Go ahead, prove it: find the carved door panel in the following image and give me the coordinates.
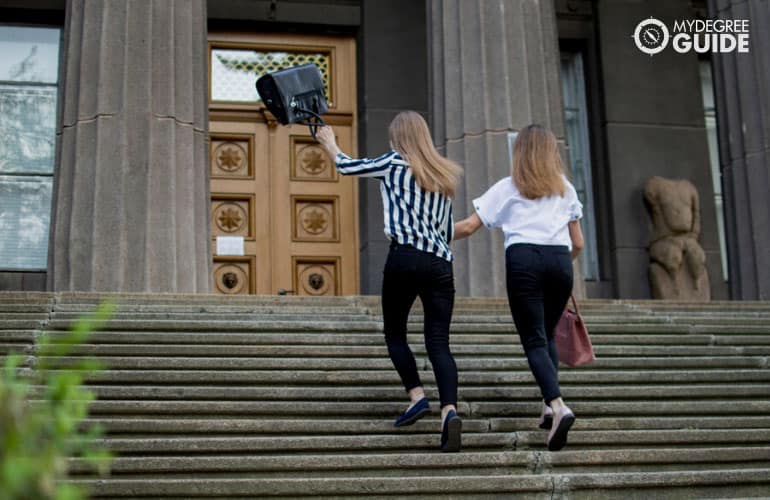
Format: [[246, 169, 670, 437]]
[[208, 33, 358, 295]]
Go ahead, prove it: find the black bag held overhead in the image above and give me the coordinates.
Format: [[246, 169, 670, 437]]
[[255, 63, 328, 138]]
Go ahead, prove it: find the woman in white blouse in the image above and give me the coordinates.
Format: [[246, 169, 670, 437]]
[[453, 124, 584, 451]]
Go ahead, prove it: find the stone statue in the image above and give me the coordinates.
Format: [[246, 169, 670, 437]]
[[643, 176, 710, 301]]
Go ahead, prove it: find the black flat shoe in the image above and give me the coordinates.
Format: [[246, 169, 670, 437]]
[[394, 397, 431, 427], [440, 409, 462, 453], [547, 407, 575, 452]]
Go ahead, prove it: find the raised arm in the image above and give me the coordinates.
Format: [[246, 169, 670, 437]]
[[316, 125, 343, 157], [316, 125, 393, 177], [453, 213, 484, 240]]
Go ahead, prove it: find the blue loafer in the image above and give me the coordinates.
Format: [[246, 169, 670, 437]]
[[394, 397, 431, 427], [440, 409, 462, 452]]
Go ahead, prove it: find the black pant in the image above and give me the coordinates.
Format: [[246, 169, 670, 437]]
[[382, 242, 458, 408], [505, 243, 573, 404]]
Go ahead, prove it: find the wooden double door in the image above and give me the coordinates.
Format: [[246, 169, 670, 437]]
[[208, 33, 358, 295]]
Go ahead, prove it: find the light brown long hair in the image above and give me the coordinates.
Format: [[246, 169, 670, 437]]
[[388, 111, 463, 197], [512, 124, 566, 199]]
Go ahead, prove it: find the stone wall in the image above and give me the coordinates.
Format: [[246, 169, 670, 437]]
[[357, 0, 430, 295], [708, 0, 770, 300], [429, 0, 571, 297], [596, 0, 728, 299]]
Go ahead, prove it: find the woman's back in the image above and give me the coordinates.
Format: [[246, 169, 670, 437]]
[[473, 175, 582, 250], [335, 149, 455, 260], [328, 111, 462, 262]]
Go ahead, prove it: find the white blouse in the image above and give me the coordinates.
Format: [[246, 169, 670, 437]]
[[473, 176, 583, 250]]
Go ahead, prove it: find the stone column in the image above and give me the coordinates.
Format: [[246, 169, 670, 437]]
[[48, 0, 211, 293], [708, 0, 770, 300], [357, 0, 430, 295], [429, 0, 584, 297]]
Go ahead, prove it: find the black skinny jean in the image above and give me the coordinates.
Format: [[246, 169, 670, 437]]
[[505, 243, 573, 405], [381, 242, 458, 408]]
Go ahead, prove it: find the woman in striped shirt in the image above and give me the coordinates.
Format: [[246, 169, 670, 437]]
[[317, 111, 464, 452]]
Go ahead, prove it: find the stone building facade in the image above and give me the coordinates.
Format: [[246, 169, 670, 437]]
[[0, 0, 767, 300]]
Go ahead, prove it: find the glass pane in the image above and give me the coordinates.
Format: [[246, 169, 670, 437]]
[[0, 84, 58, 174], [0, 175, 52, 269], [0, 26, 60, 83], [560, 51, 599, 281], [700, 60, 728, 281], [211, 48, 330, 103]]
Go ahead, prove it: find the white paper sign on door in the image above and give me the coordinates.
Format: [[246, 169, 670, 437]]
[[216, 236, 244, 256]]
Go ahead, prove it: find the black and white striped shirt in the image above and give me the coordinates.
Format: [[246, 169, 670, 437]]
[[335, 150, 455, 261]]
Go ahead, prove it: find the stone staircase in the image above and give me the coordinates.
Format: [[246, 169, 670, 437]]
[[2, 291, 770, 498]]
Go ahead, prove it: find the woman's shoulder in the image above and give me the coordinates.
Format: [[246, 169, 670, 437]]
[[561, 174, 577, 190], [475, 177, 518, 207], [374, 149, 400, 161], [380, 150, 410, 170], [560, 174, 579, 197], [489, 176, 516, 194]]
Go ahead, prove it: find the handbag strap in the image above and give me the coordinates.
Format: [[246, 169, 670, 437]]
[[570, 295, 581, 315]]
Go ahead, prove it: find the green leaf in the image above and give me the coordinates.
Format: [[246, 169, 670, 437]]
[[1, 299, 116, 499]]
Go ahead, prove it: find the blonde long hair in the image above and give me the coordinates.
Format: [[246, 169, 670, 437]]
[[512, 124, 566, 199], [388, 111, 463, 197]]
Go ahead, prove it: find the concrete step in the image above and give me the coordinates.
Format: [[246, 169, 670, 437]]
[[79, 416, 770, 435], [50, 312, 373, 323], [95, 433, 516, 454], [51, 304, 370, 315], [50, 368, 770, 385], [0, 319, 46, 329], [48, 383, 770, 402], [42, 309, 770, 327], [12, 330, 717, 346], [80, 418, 492, 435], [475, 400, 770, 417], [73, 474, 554, 498], [515, 428, 770, 449], [4, 292, 770, 498], [546, 447, 770, 472], [43, 318, 384, 332], [3, 290, 770, 311], [49, 292, 360, 306], [39, 317, 770, 335], [0, 292, 54, 304], [56, 306, 766, 319], [32, 355, 770, 371], [413, 314, 770, 326], [83, 429, 767, 454], [67, 469, 770, 498], [69, 451, 532, 476], [0, 312, 51, 320], [0, 343, 32, 355], [30, 342, 770, 357], [47, 399, 770, 418], [490, 416, 770, 431], [67, 447, 770, 476], [0, 330, 37, 341], [48, 400, 474, 417]]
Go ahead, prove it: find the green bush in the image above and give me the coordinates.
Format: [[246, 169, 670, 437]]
[[1, 300, 116, 500]]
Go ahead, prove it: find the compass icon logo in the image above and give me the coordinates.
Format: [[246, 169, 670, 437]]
[[633, 17, 670, 55]]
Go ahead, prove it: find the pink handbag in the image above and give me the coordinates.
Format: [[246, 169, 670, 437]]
[[554, 295, 596, 367]]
